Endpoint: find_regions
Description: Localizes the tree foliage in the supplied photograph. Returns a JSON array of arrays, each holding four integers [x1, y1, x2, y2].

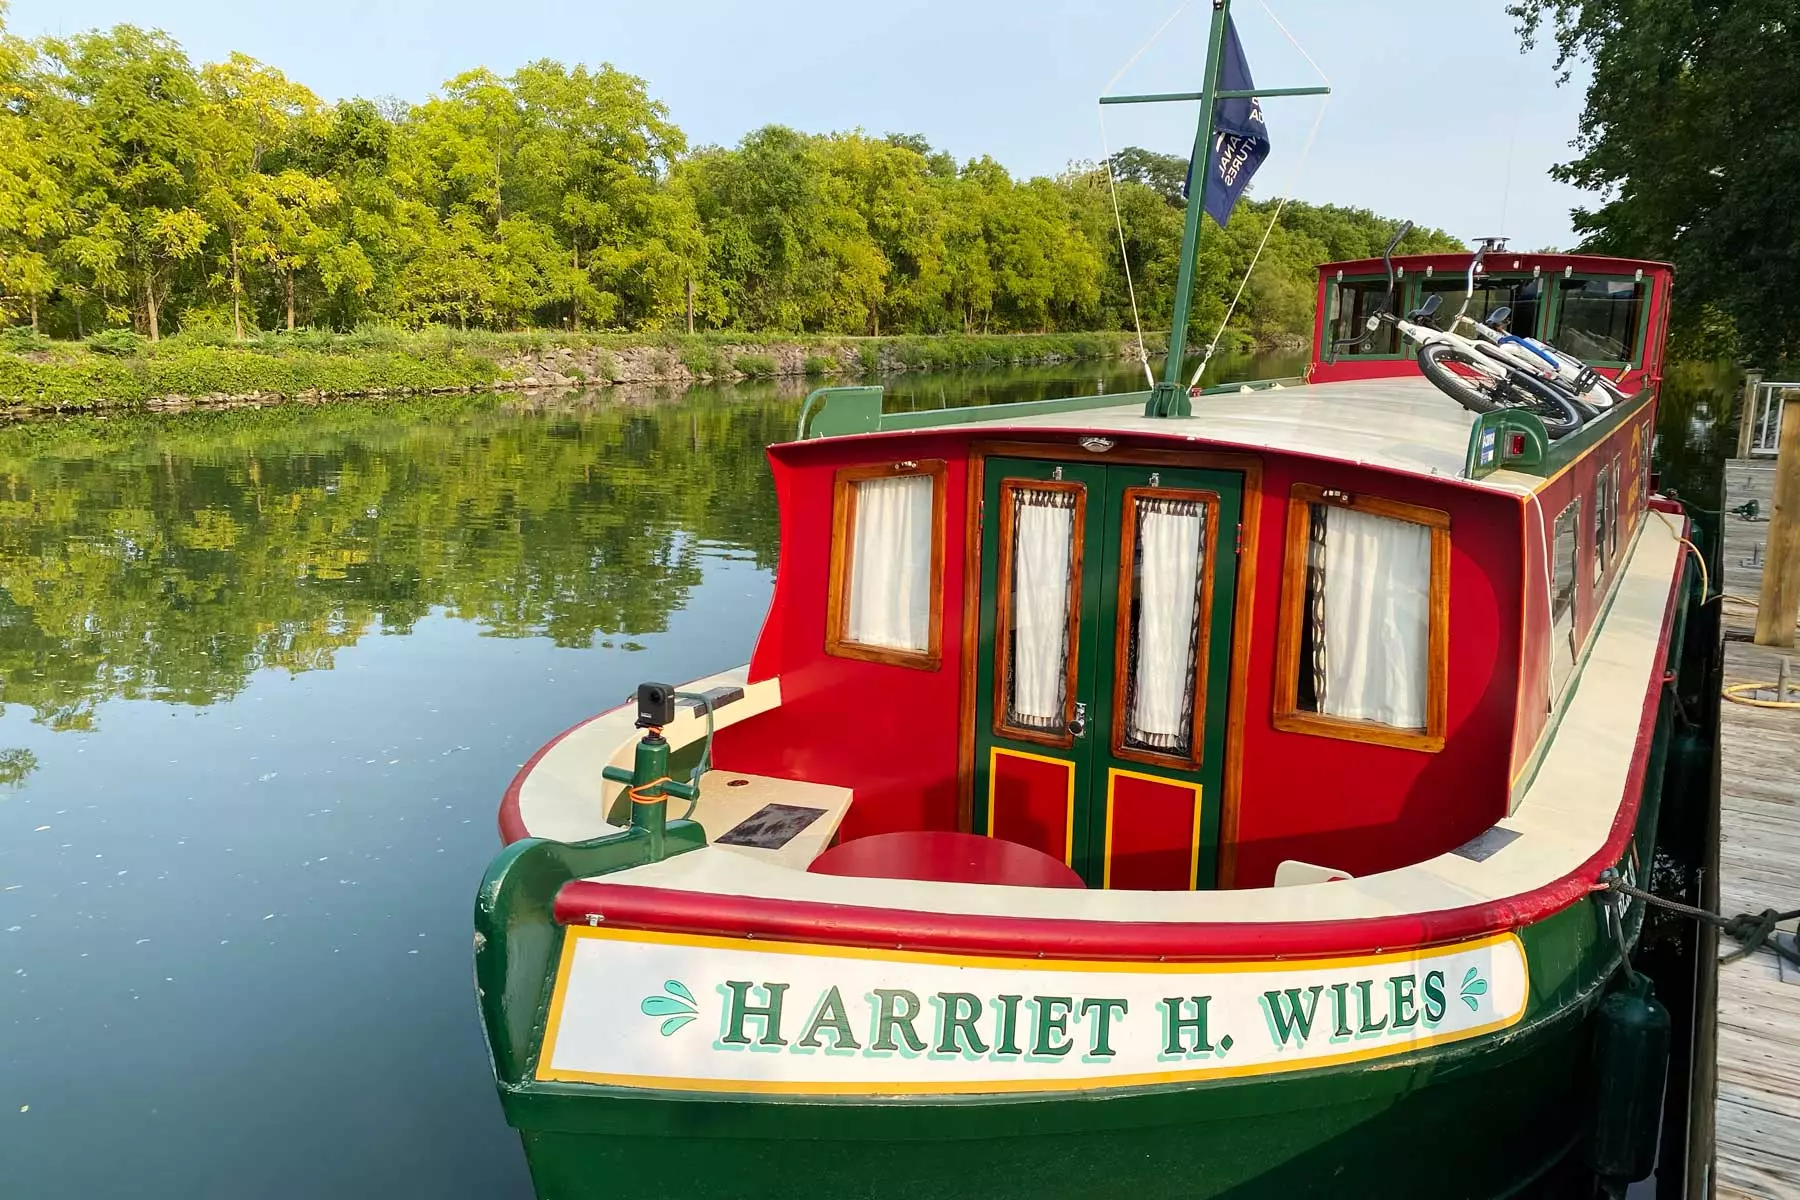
[[0, 14, 1460, 347], [1510, 0, 1800, 362]]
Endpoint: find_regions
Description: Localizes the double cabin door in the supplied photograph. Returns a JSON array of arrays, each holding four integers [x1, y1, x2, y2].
[[973, 458, 1241, 890]]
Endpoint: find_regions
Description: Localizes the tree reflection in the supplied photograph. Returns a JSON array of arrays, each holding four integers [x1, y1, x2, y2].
[[0, 389, 792, 729]]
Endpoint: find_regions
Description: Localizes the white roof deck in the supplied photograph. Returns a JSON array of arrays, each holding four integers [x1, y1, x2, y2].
[[893, 376, 1544, 497], [892, 372, 1540, 489]]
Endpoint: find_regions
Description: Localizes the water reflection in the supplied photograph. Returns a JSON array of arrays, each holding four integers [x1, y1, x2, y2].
[[0, 389, 794, 731], [1652, 360, 1741, 504], [0, 355, 1300, 733]]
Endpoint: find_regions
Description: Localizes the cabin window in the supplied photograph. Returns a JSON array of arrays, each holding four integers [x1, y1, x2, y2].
[[1607, 456, 1622, 563], [995, 480, 1085, 743], [1551, 498, 1581, 692], [826, 460, 947, 669], [1420, 276, 1542, 339], [1593, 468, 1611, 587], [1552, 279, 1644, 364], [1275, 486, 1450, 752], [1114, 487, 1216, 766], [1327, 279, 1398, 356]]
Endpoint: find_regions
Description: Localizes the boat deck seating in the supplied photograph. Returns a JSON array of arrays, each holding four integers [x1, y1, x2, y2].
[[1273, 860, 1354, 886]]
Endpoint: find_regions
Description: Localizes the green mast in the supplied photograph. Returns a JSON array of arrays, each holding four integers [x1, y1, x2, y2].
[[1100, 0, 1328, 419]]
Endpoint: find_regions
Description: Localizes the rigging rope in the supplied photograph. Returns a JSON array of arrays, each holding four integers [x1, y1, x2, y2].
[[1190, 95, 1329, 388], [1188, 0, 1333, 387], [1104, 0, 1196, 94], [1098, 0, 1195, 389], [1099, 107, 1156, 389]]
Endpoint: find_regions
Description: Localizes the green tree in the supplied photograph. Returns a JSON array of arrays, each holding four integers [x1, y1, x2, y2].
[[1510, 0, 1800, 361], [0, 28, 67, 329], [42, 27, 211, 340]]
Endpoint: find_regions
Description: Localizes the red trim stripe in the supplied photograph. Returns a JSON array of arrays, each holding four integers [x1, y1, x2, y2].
[[543, 528, 1688, 961]]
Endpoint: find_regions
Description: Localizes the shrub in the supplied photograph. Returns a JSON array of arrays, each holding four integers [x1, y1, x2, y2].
[[734, 353, 778, 378], [802, 354, 838, 378], [86, 328, 147, 356], [678, 341, 726, 378], [0, 327, 53, 353]]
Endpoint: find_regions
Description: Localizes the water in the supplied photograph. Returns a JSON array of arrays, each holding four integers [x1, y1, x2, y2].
[[0, 354, 1293, 1198], [0, 349, 1733, 1198]]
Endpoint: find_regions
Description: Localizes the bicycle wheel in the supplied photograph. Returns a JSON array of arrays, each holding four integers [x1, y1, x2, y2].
[[1418, 342, 1583, 439]]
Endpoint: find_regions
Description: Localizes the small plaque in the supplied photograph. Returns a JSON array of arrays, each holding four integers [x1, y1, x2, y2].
[[715, 803, 827, 850]]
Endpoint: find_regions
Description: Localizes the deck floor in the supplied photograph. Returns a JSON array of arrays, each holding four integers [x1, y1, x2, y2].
[[1714, 460, 1800, 1200]]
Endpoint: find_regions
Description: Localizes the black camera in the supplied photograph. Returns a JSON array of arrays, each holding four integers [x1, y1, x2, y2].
[[635, 682, 676, 729]]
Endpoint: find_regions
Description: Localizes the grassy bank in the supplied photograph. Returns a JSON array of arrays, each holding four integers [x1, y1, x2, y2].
[[0, 327, 1166, 414]]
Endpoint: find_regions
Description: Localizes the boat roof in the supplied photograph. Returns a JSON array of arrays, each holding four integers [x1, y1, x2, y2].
[[837, 376, 1542, 497], [1319, 250, 1674, 279]]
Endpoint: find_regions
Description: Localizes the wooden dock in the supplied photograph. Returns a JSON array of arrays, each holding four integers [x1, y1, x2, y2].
[[1711, 458, 1800, 1200]]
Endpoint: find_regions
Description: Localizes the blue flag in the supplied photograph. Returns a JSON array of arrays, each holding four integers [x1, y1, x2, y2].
[[1185, 15, 1269, 227]]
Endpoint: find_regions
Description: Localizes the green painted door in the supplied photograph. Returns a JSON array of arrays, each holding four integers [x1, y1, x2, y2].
[[973, 458, 1242, 890]]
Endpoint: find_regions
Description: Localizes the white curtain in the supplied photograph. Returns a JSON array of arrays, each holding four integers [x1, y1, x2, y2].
[[1319, 507, 1431, 729], [845, 475, 933, 652], [1009, 492, 1075, 725], [1128, 502, 1205, 745]]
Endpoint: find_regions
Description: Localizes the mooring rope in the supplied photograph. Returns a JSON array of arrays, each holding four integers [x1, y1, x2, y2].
[[1598, 874, 1800, 968]]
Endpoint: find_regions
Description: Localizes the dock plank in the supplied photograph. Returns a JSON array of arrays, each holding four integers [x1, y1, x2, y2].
[[1713, 460, 1800, 1199]]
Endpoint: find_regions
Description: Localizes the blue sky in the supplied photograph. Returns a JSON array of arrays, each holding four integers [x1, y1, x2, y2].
[[10, 0, 1597, 250]]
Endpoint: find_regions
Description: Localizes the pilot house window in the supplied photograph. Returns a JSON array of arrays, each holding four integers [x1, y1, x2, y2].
[[826, 460, 947, 669], [1276, 486, 1450, 752], [1327, 279, 1399, 356], [1552, 279, 1644, 364]]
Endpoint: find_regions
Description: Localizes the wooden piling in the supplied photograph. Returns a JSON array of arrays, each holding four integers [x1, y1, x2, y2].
[[1736, 371, 1764, 460], [1755, 389, 1800, 648]]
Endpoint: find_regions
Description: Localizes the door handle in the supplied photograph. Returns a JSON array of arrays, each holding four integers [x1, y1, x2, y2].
[[1068, 701, 1087, 739]]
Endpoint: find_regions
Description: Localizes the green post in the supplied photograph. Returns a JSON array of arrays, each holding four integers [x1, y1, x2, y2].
[[1148, 0, 1233, 420], [629, 731, 670, 861]]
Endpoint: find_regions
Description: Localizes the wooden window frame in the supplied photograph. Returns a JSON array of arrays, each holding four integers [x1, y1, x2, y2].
[[1110, 486, 1220, 770], [991, 477, 1087, 749], [1273, 484, 1451, 754], [825, 459, 948, 671]]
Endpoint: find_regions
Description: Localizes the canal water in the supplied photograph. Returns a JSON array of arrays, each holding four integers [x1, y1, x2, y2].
[[0, 352, 1736, 1198], [0, 354, 1286, 1198]]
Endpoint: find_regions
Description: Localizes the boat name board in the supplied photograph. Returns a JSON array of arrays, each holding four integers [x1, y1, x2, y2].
[[535, 927, 1529, 1095]]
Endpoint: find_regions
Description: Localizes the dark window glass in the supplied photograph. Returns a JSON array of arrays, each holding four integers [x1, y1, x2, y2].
[[1553, 499, 1581, 622], [1553, 279, 1644, 363], [1327, 280, 1398, 355], [1593, 472, 1610, 586], [1419, 277, 1542, 339]]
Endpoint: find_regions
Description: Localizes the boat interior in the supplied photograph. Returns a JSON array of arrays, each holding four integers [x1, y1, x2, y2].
[[503, 251, 1689, 953]]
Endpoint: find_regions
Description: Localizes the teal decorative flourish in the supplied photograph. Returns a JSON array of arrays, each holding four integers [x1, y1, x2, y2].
[[1460, 967, 1490, 1012], [641, 980, 698, 1035]]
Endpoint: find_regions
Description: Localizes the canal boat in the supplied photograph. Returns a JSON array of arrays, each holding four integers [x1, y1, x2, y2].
[[474, 7, 1704, 1197]]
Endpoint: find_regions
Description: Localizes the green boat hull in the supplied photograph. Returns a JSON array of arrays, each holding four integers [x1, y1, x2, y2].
[[484, 889, 1643, 1200]]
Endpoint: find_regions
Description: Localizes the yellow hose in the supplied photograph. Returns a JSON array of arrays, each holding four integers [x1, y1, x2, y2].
[[1723, 681, 1800, 710]]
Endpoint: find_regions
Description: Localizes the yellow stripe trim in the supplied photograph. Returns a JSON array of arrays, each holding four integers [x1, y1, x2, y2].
[[1102, 767, 1204, 891], [986, 745, 1077, 867]]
